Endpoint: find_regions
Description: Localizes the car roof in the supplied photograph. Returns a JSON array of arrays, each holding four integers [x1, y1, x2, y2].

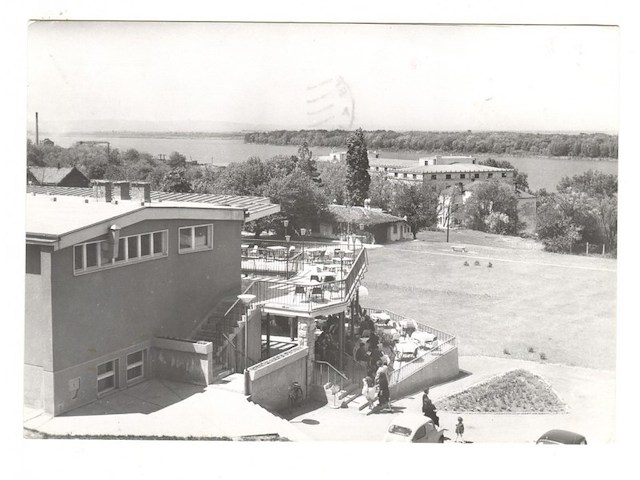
[[537, 429, 586, 444], [389, 414, 433, 430]]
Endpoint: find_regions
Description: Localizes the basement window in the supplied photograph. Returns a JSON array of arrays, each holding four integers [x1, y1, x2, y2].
[[126, 350, 145, 383], [97, 359, 118, 395], [445, 174, 451, 180]]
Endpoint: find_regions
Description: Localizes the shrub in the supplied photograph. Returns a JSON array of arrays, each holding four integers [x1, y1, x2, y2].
[[474, 260, 480, 266], [528, 346, 535, 353], [463, 261, 469, 266], [540, 352, 547, 361], [487, 262, 493, 268], [503, 348, 511, 355]]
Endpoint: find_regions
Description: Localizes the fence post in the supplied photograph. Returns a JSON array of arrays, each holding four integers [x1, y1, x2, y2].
[[602, 244, 605, 256], [586, 242, 589, 254]]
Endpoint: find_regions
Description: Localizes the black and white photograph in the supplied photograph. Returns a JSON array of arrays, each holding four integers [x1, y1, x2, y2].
[[9, 1, 638, 477]]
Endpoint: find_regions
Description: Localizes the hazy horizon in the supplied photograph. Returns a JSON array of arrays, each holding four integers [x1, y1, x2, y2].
[[28, 22, 619, 135]]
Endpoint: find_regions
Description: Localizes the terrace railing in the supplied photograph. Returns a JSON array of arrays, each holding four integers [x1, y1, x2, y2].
[[241, 238, 364, 278], [363, 306, 457, 387]]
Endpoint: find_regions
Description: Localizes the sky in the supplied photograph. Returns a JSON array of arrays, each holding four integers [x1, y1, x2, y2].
[[27, 22, 619, 133]]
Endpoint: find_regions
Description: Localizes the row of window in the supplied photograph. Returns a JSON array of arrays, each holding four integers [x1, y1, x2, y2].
[[97, 349, 146, 395], [73, 224, 213, 274], [392, 172, 509, 180]]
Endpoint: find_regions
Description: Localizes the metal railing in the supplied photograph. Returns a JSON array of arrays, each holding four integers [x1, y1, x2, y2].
[[362, 306, 457, 388], [387, 336, 457, 387], [313, 360, 348, 392], [241, 239, 364, 277]]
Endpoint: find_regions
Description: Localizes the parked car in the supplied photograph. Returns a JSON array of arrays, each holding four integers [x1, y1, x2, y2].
[[384, 414, 446, 443], [536, 429, 587, 445]]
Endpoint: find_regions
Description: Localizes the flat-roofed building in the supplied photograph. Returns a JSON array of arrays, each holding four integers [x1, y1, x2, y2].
[[25, 183, 279, 416]]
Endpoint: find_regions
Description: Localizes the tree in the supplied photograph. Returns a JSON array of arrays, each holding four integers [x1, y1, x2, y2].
[[160, 167, 193, 193], [368, 172, 395, 211], [168, 151, 187, 169], [557, 170, 617, 198], [462, 180, 519, 234], [388, 183, 439, 239], [257, 169, 328, 237], [213, 157, 267, 196], [345, 128, 371, 206], [296, 142, 321, 184], [317, 160, 347, 205], [27, 139, 45, 166]]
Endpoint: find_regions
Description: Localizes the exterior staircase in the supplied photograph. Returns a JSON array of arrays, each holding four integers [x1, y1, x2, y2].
[[190, 293, 244, 376]]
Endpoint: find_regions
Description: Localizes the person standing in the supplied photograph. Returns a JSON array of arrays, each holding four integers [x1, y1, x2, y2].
[[376, 360, 390, 410], [455, 417, 465, 442], [421, 388, 439, 427], [362, 376, 377, 410]]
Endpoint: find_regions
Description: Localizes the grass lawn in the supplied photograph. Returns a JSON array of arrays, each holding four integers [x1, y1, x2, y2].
[[362, 229, 616, 370], [435, 369, 566, 413]]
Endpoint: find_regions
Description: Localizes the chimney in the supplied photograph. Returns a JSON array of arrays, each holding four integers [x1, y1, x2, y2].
[[131, 181, 151, 203], [92, 180, 113, 202], [113, 181, 131, 200]]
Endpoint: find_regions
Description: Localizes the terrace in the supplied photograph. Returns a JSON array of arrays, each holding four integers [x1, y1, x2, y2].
[[241, 238, 368, 318]]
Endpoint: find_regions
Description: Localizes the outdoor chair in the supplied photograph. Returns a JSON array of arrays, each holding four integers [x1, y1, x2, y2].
[[294, 285, 306, 301], [310, 274, 320, 283], [310, 286, 323, 302]]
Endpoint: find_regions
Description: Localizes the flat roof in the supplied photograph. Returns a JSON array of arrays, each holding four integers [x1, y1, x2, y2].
[[26, 185, 280, 223], [396, 164, 513, 174], [26, 194, 144, 238]]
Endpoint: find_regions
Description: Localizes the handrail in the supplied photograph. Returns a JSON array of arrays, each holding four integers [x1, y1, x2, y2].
[[314, 360, 348, 380], [224, 280, 256, 317]]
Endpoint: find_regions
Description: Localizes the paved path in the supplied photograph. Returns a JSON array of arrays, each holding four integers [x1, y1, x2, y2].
[[288, 355, 615, 443]]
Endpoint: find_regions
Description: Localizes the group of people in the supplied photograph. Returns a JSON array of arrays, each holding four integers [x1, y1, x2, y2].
[[361, 359, 391, 411]]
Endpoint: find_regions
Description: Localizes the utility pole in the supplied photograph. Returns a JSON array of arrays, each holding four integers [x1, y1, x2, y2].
[[35, 112, 39, 145]]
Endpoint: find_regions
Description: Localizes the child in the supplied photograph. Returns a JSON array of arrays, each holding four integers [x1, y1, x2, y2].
[[455, 416, 465, 442]]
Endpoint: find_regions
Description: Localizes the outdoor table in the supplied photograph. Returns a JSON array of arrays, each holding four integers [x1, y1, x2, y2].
[[267, 245, 287, 259], [371, 312, 391, 324]]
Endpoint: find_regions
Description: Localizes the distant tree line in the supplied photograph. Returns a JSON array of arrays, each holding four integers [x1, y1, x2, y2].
[[244, 130, 618, 159], [27, 135, 617, 253]]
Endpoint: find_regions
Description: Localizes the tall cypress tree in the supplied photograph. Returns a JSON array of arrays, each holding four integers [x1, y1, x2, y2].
[[345, 128, 370, 206]]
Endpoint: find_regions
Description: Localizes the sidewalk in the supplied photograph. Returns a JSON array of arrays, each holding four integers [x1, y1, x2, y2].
[[24, 376, 310, 441], [287, 355, 616, 443]]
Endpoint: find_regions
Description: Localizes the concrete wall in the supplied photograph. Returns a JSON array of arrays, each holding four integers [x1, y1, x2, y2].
[[45, 340, 152, 416], [391, 347, 460, 400], [152, 337, 213, 385], [247, 347, 308, 413], [49, 218, 240, 371], [25, 216, 242, 415]]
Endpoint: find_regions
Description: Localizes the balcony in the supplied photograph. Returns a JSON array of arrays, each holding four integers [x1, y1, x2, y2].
[[241, 240, 368, 318]]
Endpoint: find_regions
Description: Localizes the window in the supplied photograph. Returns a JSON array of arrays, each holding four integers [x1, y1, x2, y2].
[[74, 230, 168, 274], [412, 174, 417, 179], [487, 173, 493, 178], [474, 173, 480, 179], [97, 359, 118, 394], [393, 225, 398, 234], [445, 174, 451, 180], [502, 172, 508, 178], [179, 224, 213, 253], [127, 350, 145, 383], [403, 173, 408, 178], [394, 172, 398, 177], [460, 174, 466, 179], [431, 174, 437, 180]]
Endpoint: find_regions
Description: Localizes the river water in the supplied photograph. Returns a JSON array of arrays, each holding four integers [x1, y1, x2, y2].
[[51, 133, 618, 192]]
